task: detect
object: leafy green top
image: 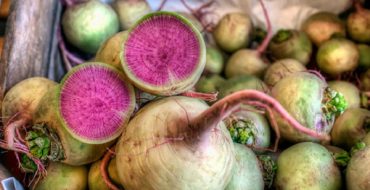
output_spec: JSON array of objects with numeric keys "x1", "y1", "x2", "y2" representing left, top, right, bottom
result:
[
  {"x1": 322, "y1": 88, "x2": 347, "y2": 120},
  {"x1": 228, "y1": 119, "x2": 257, "y2": 145}
]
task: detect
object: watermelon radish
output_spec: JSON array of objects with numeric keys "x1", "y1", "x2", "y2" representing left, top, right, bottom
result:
[{"x1": 121, "y1": 11, "x2": 206, "y2": 96}]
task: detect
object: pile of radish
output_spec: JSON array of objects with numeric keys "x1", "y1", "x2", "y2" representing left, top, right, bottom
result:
[{"x1": 1, "y1": 0, "x2": 370, "y2": 189}]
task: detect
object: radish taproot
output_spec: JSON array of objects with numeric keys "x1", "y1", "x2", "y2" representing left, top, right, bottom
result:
[
  {"x1": 301, "y1": 12, "x2": 346, "y2": 46},
  {"x1": 120, "y1": 11, "x2": 206, "y2": 96},
  {"x1": 274, "y1": 142, "x2": 342, "y2": 189},
  {"x1": 271, "y1": 72, "x2": 346, "y2": 142},
  {"x1": 115, "y1": 89, "x2": 330, "y2": 190},
  {"x1": 268, "y1": 29, "x2": 312, "y2": 65},
  {"x1": 88, "y1": 157, "x2": 121, "y2": 190},
  {"x1": 225, "y1": 143, "x2": 264, "y2": 190},
  {"x1": 113, "y1": 0, "x2": 152, "y2": 30},
  {"x1": 61, "y1": 0, "x2": 119, "y2": 54}
]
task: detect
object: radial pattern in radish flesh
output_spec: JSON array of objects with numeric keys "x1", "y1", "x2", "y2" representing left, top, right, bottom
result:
[
  {"x1": 122, "y1": 12, "x2": 205, "y2": 96},
  {"x1": 58, "y1": 63, "x2": 135, "y2": 144}
]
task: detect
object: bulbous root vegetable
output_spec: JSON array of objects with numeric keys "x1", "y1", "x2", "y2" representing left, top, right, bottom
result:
[
  {"x1": 346, "y1": 146, "x2": 370, "y2": 190},
  {"x1": 113, "y1": 0, "x2": 152, "y2": 30},
  {"x1": 347, "y1": 0, "x2": 370, "y2": 43},
  {"x1": 115, "y1": 90, "x2": 330, "y2": 190},
  {"x1": 328, "y1": 80, "x2": 361, "y2": 109},
  {"x1": 224, "y1": 0, "x2": 272, "y2": 77},
  {"x1": 263, "y1": 59, "x2": 307, "y2": 87}
]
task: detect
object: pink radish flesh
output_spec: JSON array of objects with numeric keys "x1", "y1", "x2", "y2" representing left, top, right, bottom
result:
[
  {"x1": 60, "y1": 64, "x2": 134, "y2": 142},
  {"x1": 124, "y1": 14, "x2": 200, "y2": 85}
]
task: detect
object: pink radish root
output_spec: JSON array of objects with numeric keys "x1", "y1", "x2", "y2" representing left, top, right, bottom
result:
[
  {"x1": 57, "y1": 27, "x2": 85, "y2": 70},
  {"x1": 180, "y1": 0, "x2": 217, "y2": 32},
  {"x1": 256, "y1": 0, "x2": 273, "y2": 56},
  {"x1": 100, "y1": 146, "x2": 121, "y2": 190},
  {"x1": 190, "y1": 90, "x2": 331, "y2": 146},
  {"x1": 181, "y1": 91, "x2": 218, "y2": 102}
]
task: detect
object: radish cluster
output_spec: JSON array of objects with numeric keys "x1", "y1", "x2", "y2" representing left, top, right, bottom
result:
[{"x1": 1, "y1": 0, "x2": 370, "y2": 190}]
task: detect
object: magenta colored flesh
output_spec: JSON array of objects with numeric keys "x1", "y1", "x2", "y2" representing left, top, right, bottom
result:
[
  {"x1": 125, "y1": 15, "x2": 200, "y2": 86},
  {"x1": 60, "y1": 66, "x2": 132, "y2": 141}
]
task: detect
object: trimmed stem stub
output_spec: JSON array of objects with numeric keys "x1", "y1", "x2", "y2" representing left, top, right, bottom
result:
[
  {"x1": 26, "y1": 124, "x2": 65, "y2": 162},
  {"x1": 272, "y1": 29, "x2": 292, "y2": 43},
  {"x1": 58, "y1": 62, "x2": 136, "y2": 144},
  {"x1": 257, "y1": 155, "x2": 277, "y2": 188},
  {"x1": 322, "y1": 87, "x2": 347, "y2": 120},
  {"x1": 121, "y1": 11, "x2": 206, "y2": 96},
  {"x1": 228, "y1": 119, "x2": 257, "y2": 145}
]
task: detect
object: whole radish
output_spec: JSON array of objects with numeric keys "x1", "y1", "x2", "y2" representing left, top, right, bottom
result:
[
  {"x1": 271, "y1": 72, "x2": 347, "y2": 142},
  {"x1": 316, "y1": 38, "x2": 359, "y2": 76},
  {"x1": 268, "y1": 29, "x2": 312, "y2": 65},
  {"x1": 62, "y1": 0, "x2": 119, "y2": 54},
  {"x1": 224, "y1": 0, "x2": 272, "y2": 78},
  {"x1": 212, "y1": 13, "x2": 253, "y2": 53},
  {"x1": 301, "y1": 12, "x2": 346, "y2": 46},
  {"x1": 225, "y1": 143, "x2": 264, "y2": 190},
  {"x1": 347, "y1": 1, "x2": 370, "y2": 43},
  {"x1": 275, "y1": 142, "x2": 342, "y2": 189},
  {"x1": 330, "y1": 108, "x2": 370, "y2": 150},
  {"x1": 116, "y1": 89, "x2": 331, "y2": 190}
]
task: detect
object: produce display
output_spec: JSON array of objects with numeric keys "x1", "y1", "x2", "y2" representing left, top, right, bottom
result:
[{"x1": 1, "y1": 0, "x2": 370, "y2": 189}]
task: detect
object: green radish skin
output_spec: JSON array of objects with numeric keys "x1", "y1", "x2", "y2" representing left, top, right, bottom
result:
[
  {"x1": 212, "y1": 13, "x2": 253, "y2": 53},
  {"x1": 316, "y1": 38, "x2": 359, "y2": 76},
  {"x1": 204, "y1": 46, "x2": 225, "y2": 75},
  {"x1": 268, "y1": 29, "x2": 312, "y2": 65},
  {"x1": 225, "y1": 143, "x2": 264, "y2": 190},
  {"x1": 330, "y1": 108, "x2": 370, "y2": 150},
  {"x1": 301, "y1": 12, "x2": 346, "y2": 46},
  {"x1": 62, "y1": 0, "x2": 119, "y2": 54},
  {"x1": 194, "y1": 75, "x2": 226, "y2": 94},
  {"x1": 225, "y1": 49, "x2": 268, "y2": 78},
  {"x1": 328, "y1": 81, "x2": 361, "y2": 109},
  {"x1": 113, "y1": 0, "x2": 152, "y2": 30},
  {"x1": 271, "y1": 72, "x2": 346, "y2": 142},
  {"x1": 1, "y1": 77, "x2": 57, "y2": 125},
  {"x1": 88, "y1": 158, "x2": 122, "y2": 190},
  {"x1": 33, "y1": 85, "x2": 115, "y2": 166},
  {"x1": 177, "y1": 12, "x2": 203, "y2": 32},
  {"x1": 324, "y1": 145, "x2": 351, "y2": 168},
  {"x1": 275, "y1": 142, "x2": 342, "y2": 190},
  {"x1": 31, "y1": 162, "x2": 88, "y2": 190},
  {"x1": 218, "y1": 75, "x2": 269, "y2": 100},
  {"x1": 121, "y1": 12, "x2": 206, "y2": 96},
  {"x1": 346, "y1": 146, "x2": 370, "y2": 190},
  {"x1": 116, "y1": 96, "x2": 235, "y2": 190},
  {"x1": 357, "y1": 44, "x2": 370, "y2": 69},
  {"x1": 95, "y1": 30, "x2": 129, "y2": 70},
  {"x1": 347, "y1": 2, "x2": 370, "y2": 43},
  {"x1": 263, "y1": 59, "x2": 307, "y2": 87}
]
